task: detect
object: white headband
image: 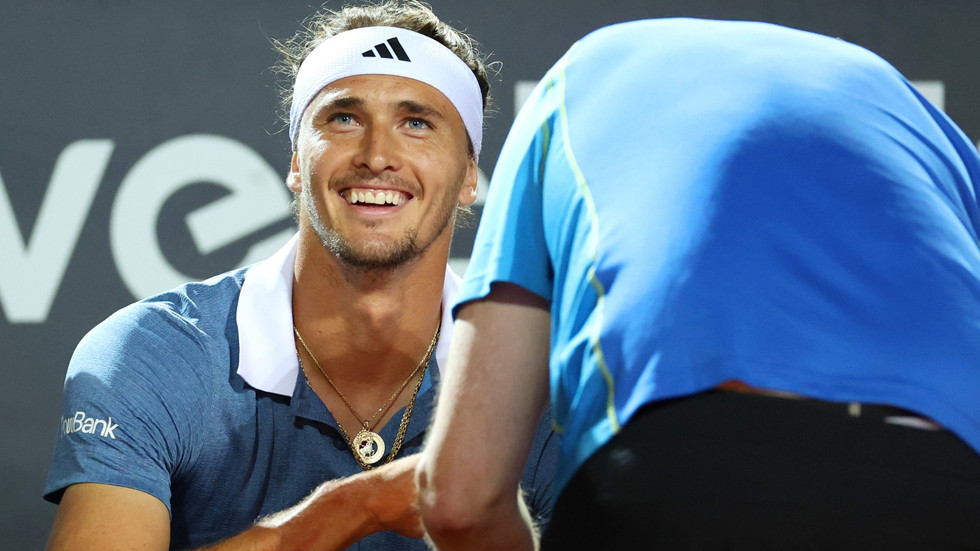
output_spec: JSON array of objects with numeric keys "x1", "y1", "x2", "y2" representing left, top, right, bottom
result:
[{"x1": 289, "y1": 26, "x2": 483, "y2": 159}]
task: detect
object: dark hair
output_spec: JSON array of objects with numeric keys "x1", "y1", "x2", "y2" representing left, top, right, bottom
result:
[{"x1": 274, "y1": 0, "x2": 494, "y2": 145}]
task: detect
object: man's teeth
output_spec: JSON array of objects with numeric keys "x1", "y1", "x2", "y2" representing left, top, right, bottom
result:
[{"x1": 346, "y1": 190, "x2": 406, "y2": 206}]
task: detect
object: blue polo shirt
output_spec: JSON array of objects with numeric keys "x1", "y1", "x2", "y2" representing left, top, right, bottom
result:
[
  {"x1": 45, "y1": 234, "x2": 557, "y2": 550},
  {"x1": 455, "y1": 18, "x2": 980, "y2": 492}
]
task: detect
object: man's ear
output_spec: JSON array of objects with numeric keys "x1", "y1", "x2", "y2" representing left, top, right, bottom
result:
[
  {"x1": 458, "y1": 159, "x2": 478, "y2": 206},
  {"x1": 287, "y1": 152, "x2": 302, "y2": 193}
]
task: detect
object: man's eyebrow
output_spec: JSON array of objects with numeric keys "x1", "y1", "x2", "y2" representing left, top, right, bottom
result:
[
  {"x1": 398, "y1": 100, "x2": 446, "y2": 121},
  {"x1": 310, "y1": 95, "x2": 363, "y2": 117}
]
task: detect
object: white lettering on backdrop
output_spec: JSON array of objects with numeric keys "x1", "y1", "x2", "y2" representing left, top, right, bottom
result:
[
  {"x1": 111, "y1": 135, "x2": 293, "y2": 301},
  {"x1": 0, "y1": 135, "x2": 293, "y2": 323}
]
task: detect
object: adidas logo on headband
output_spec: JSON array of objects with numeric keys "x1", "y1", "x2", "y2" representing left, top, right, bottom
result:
[{"x1": 362, "y1": 37, "x2": 411, "y2": 62}]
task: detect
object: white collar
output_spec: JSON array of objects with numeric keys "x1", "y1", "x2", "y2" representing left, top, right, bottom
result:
[{"x1": 235, "y1": 232, "x2": 461, "y2": 396}]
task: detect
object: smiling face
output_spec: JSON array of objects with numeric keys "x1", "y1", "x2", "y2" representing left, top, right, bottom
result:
[{"x1": 289, "y1": 74, "x2": 478, "y2": 271}]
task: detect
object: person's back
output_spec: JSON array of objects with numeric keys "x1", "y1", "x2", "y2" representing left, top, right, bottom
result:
[
  {"x1": 514, "y1": 18, "x2": 980, "y2": 486},
  {"x1": 421, "y1": 18, "x2": 980, "y2": 549}
]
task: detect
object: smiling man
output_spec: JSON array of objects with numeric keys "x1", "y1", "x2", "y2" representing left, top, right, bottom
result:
[
  {"x1": 293, "y1": 74, "x2": 474, "y2": 273},
  {"x1": 42, "y1": 2, "x2": 555, "y2": 550}
]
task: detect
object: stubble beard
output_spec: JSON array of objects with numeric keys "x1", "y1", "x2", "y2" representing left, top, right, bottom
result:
[{"x1": 301, "y1": 176, "x2": 459, "y2": 272}]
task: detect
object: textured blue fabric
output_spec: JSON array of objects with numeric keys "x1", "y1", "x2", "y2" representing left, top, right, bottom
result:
[
  {"x1": 456, "y1": 18, "x2": 980, "y2": 492},
  {"x1": 45, "y1": 268, "x2": 557, "y2": 550}
]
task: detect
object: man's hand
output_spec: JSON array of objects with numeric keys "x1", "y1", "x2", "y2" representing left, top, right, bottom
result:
[
  {"x1": 363, "y1": 455, "x2": 424, "y2": 538},
  {"x1": 252, "y1": 454, "x2": 425, "y2": 549}
]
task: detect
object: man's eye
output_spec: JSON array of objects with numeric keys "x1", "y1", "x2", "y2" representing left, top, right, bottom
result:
[
  {"x1": 406, "y1": 118, "x2": 430, "y2": 130},
  {"x1": 329, "y1": 113, "x2": 356, "y2": 125}
]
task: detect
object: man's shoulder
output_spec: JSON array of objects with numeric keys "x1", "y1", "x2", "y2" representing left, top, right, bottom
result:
[
  {"x1": 114, "y1": 267, "x2": 248, "y2": 334},
  {"x1": 70, "y1": 267, "x2": 252, "y2": 381},
  {"x1": 140, "y1": 266, "x2": 249, "y2": 320}
]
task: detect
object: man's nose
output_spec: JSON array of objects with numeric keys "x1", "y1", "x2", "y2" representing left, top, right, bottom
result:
[{"x1": 353, "y1": 123, "x2": 403, "y2": 174}]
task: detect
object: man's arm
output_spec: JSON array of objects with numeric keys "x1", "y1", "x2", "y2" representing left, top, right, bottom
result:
[
  {"x1": 47, "y1": 483, "x2": 172, "y2": 550},
  {"x1": 47, "y1": 455, "x2": 423, "y2": 551},
  {"x1": 417, "y1": 282, "x2": 551, "y2": 551}
]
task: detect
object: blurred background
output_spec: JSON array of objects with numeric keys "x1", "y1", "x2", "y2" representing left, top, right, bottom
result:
[{"x1": 2, "y1": 1, "x2": 978, "y2": 548}]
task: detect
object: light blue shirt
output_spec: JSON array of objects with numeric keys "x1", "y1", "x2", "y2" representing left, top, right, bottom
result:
[{"x1": 456, "y1": 18, "x2": 980, "y2": 492}]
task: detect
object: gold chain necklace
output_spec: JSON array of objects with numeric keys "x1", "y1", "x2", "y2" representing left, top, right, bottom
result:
[{"x1": 294, "y1": 321, "x2": 440, "y2": 468}]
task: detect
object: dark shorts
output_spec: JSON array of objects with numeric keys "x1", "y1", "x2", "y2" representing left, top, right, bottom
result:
[{"x1": 542, "y1": 391, "x2": 980, "y2": 550}]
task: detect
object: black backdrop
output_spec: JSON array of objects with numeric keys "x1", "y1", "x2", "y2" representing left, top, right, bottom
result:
[{"x1": 2, "y1": 1, "x2": 978, "y2": 548}]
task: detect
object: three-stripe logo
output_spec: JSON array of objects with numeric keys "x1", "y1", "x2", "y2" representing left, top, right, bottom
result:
[{"x1": 362, "y1": 37, "x2": 411, "y2": 62}]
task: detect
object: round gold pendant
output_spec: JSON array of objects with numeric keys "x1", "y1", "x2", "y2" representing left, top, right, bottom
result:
[{"x1": 352, "y1": 429, "x2": 386, "y2": 464}]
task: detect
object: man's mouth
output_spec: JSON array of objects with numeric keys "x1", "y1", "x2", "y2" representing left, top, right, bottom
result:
[{"x1": 342, "y1": 188, "x2": 409, "y2": 206}]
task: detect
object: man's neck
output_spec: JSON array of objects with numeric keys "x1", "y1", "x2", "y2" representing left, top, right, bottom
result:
[{"x1": 290, "y1": 229, "x2": 448, "y2": 384}]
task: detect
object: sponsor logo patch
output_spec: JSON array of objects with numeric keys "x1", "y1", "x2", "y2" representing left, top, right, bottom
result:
[{"x1": 62, "y1": 411, "x2": 119, "y2": 439}]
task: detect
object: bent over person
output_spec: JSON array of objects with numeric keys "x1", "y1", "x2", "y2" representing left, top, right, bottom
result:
[
  {"x1": 43, "y1": 2, "x2": 556, "y2": 550},
  {"x1": 418, "y1": 18, "x2": 980, "y2": 550}
]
